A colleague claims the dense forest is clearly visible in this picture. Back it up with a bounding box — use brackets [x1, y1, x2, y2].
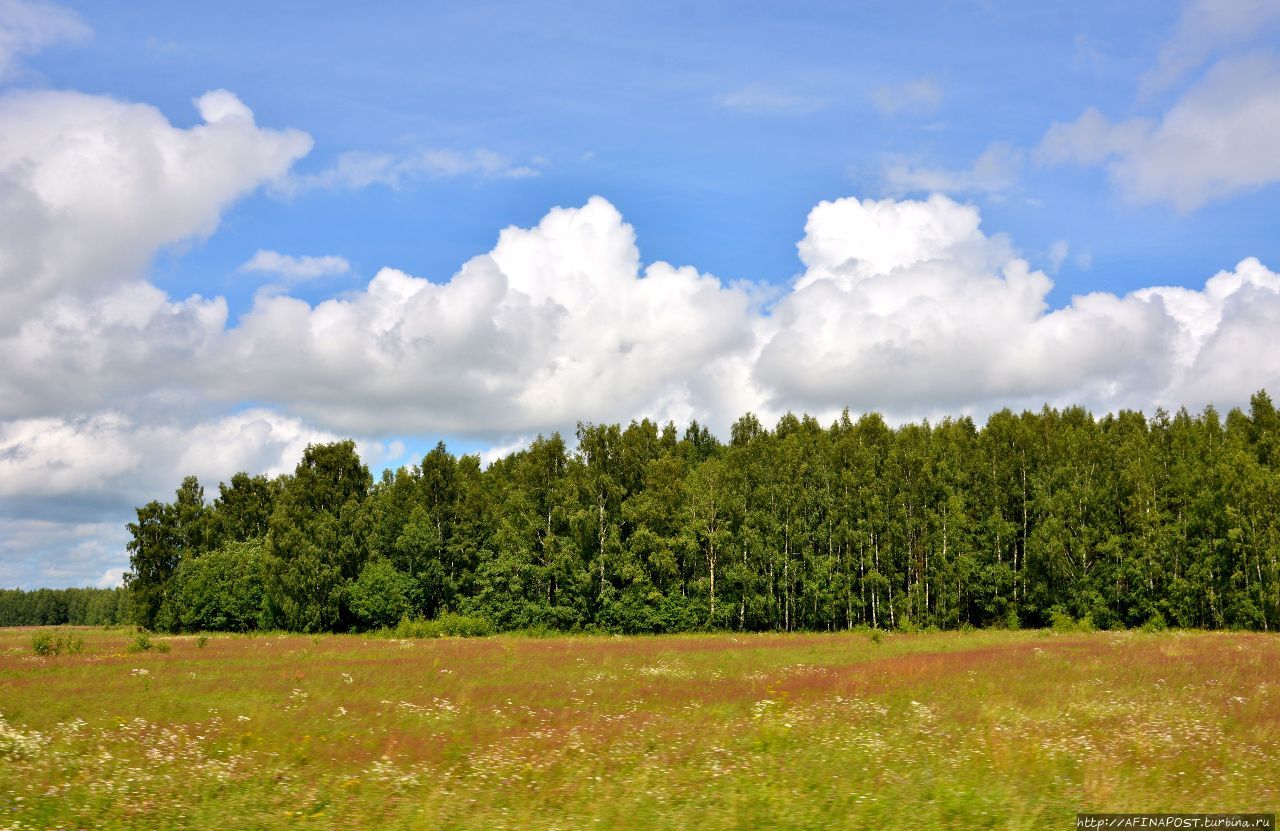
[0, 587, 130, 627]
[115, 393, 1280, 634]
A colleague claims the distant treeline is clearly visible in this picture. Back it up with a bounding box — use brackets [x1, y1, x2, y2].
[0, 587, 130, 627]
[119, 392, 1280, 634]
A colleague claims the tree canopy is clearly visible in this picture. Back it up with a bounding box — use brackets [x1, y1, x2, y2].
[119, 393, 1280, 634]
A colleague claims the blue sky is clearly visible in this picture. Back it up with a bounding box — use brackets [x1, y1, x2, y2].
[3, 0, 1280, 587]
[44, 2, 1279, 304]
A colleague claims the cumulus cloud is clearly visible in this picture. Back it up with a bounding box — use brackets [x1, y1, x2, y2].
[0, 409, 405, 588]
[0, 88, 311, 330]
[769, 196, 1280, 418]
[283, 147, 542, 195]
[0, 409, 404, 521]
[883, 142, 1023, 197]
[239, 250, 351, 282]
[718, 85, 827, 116]
[1040, 53, 1280, 211]
[0, 519, 127, 588]
[4, 78, 1280, 587]
[870, 77, 942, 116]
[217, 197, 762, 435]
[0, 0, 88, 79]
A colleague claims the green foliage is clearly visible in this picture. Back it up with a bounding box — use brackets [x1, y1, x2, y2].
[114, 392, 1280, 635]
[348, 558, 414, 629]
[262, 441, 372, 632]
[195, 635, 209, 648]
[1141, 611, 1168, 632]
[0, 587, 128, 627]
[126, 630, 170, 654]
[1048, 606, 1079, 632]
[162, 540, 268, 632]
[386, 613, 495, 638]
[31, 630, 84, 656]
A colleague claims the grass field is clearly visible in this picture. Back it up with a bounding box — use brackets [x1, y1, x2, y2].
[0, 627, 1276, 830]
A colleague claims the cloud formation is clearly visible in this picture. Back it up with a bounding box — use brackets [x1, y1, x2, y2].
[1141, 0, 1280, 96]
[883, 142, 1023, 197]
[239, 250, 351, 282]
[718, 85, 827, 115]
[0, 0, 88, 79]
[5, 84, 1280, 587]
[1041, 53, 1280, 211]
[0, 88, 311, 331]
[870, 77, 942, 116]
[283, 147, 542, 195]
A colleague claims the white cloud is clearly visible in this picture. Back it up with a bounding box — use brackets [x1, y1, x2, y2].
[759, 194, 1280, 417]
[0, 410, 404, 588]
[1048, 240, 1070, 273]
[719, 85, 827, 116]
[0, 519, 127, 589]
[283, 147, 542, 195]
[883, 142, 1023, 196]
[0, 281, 227, 420]
[870, 77, 942, 116]
[1141, 0, 1280, 97]
[3, 76, 1280, 588]
[216, 197, 761, 435]
[1040, 53, 1280, 211]
[239, 249, 351, 282]
[0, 0, 88, 79]
[0, 87, 311, 331]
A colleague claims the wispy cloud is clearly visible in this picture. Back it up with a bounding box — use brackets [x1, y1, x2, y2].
[1040, 53, 1280, 212]
[1141, 0, 1280, 98]
[281, 148, 544, 196]
[883, 142, 1023, 196]
[718, 85, 827, 116]
[238, 250, 351, 282]
[870, 77, 942, 116]
[0, 0, 90, 79]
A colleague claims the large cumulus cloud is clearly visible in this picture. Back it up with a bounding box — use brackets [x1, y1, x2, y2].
[0, 88, 310, 330]
[5, 87, 1280, 587]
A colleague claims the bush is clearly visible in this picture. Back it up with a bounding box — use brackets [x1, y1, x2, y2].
[1003, 607, 1021, 630]
[388, 613, 495, 639]
[127, 630, 171, 654]
[347, 559, 413, 629]
[163, 540, 267, 633]
[31, 630, 84, 656]
[195, 635, 209, 649]
[1048, 606, 1078, 632]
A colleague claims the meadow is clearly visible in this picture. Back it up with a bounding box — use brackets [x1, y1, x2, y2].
[0, 627, 1276, 830]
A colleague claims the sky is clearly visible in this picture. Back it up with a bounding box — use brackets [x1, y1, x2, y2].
[3, 0, 1280, 589]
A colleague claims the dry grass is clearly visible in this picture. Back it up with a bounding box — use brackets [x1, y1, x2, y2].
[0, 627, 1276, 829]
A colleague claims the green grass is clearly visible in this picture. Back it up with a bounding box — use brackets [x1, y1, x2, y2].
[0, 627, 1276, 829]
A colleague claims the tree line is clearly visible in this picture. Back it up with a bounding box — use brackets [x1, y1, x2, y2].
[0, 587, 130, 627]
[120, 392, 1280, 634]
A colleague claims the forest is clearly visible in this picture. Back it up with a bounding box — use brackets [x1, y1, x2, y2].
[107, 392, 1280, 634]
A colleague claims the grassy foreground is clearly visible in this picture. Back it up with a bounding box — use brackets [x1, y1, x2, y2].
[0, 628, 1276, 829]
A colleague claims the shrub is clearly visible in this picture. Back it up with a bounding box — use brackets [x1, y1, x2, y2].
[30, 630, 84, 656]
[388, 613, 495, 639]
[195, 635, 209, 649]
[1048, 606, 1078, 632]
[127, 630, 171, 654]
[1003, 608, 1021, 630]
[347, 558, 413, 629]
